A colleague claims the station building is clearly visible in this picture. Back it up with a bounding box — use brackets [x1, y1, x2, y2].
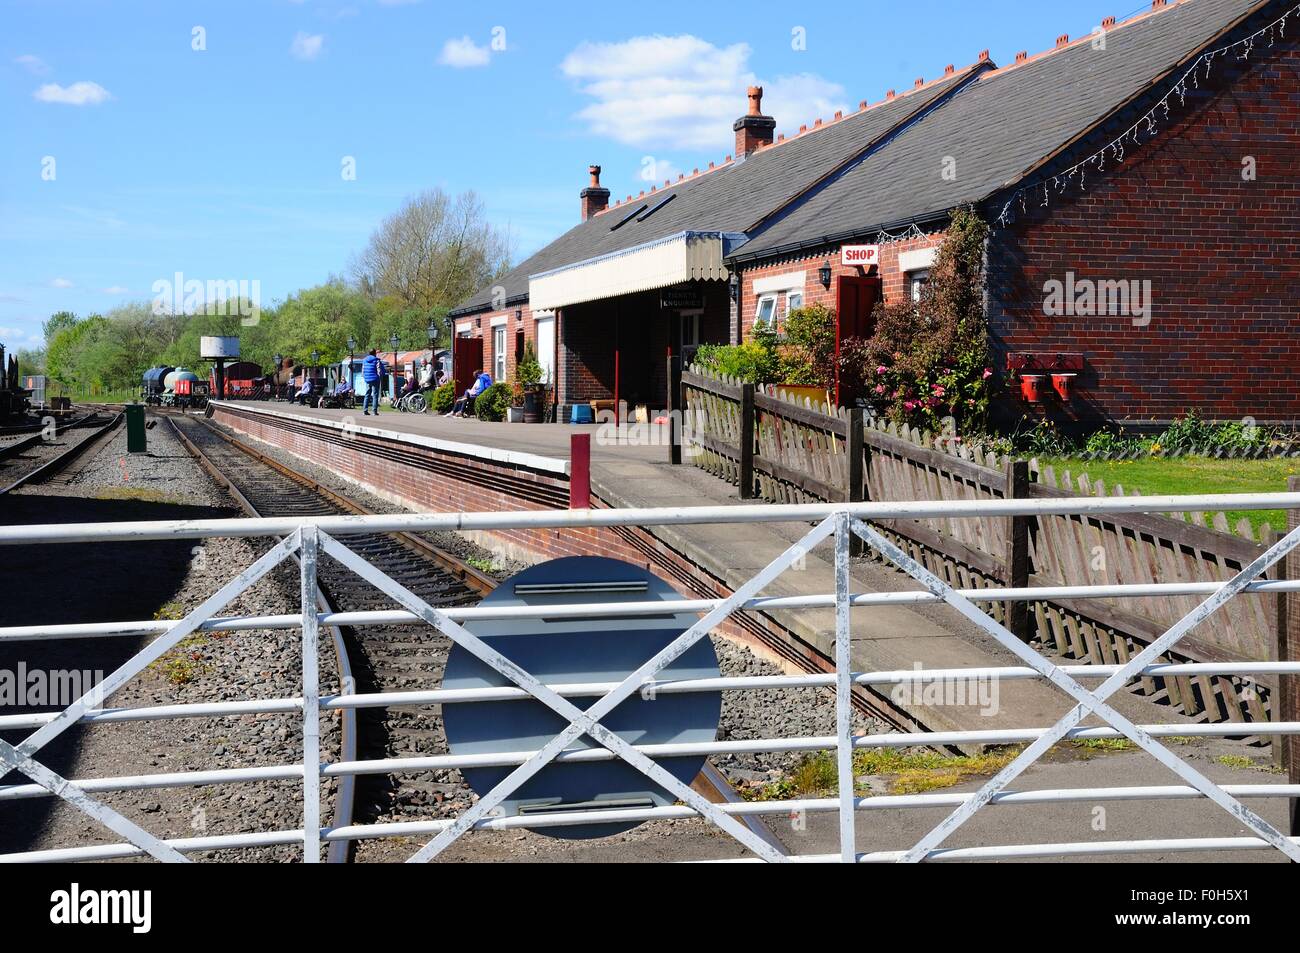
[451, 0, 1300, 428]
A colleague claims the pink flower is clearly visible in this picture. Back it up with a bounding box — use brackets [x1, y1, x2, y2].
[982, 367, 993, 380]
[874, 384, 885, 394]
[932, 385, 946, 398]
[876, 365, 887, 375]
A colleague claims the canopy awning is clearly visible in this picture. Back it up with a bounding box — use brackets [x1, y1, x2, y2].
[527, 231, 744, 311]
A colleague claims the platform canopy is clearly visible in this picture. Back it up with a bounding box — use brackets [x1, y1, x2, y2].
[527, 230, 744, 312]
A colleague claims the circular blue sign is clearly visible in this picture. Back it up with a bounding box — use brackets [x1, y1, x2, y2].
[441, 556, 722, 839]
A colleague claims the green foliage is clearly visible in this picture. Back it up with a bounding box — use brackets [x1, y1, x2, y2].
[474, 381, 512, 421]
[515, 340, 543, 387]
[776, 303, 836, 388]
[430, 380, 456, 414]
[693, 340, 777, 383]
[854, 206, 992, 431]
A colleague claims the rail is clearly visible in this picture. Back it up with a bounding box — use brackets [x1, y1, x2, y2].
[1, 493, 1299, 862]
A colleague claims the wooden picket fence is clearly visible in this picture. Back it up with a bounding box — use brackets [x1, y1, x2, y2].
[680, 364, 1283, 728]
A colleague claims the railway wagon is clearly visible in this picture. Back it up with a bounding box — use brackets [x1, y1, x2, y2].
[162, 368, 210, 409]
[210, 361, 263, 399]
[142, 366, 175, 406]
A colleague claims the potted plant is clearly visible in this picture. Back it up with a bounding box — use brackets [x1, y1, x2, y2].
[506, 380, 526, 422]
[516, 342, 545, 423]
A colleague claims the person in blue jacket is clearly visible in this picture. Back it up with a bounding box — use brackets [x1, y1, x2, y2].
[447, 370, 492, 417]
[361, 348, 386, 416]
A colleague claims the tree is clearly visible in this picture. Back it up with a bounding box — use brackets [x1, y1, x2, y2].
[351, 188, 513, 312]
[42, 311, 79, 345]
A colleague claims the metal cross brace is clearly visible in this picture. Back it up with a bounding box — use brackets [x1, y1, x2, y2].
[0, 532, 302, 863]
[849, 516, 1300, 863]
[320, 520, 838, 863]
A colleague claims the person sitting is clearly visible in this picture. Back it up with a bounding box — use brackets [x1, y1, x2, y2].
[447, 371, 491, 417]
[293, 377, 314, 405]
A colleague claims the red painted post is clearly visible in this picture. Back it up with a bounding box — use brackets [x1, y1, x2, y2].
[570, 432, 591, 509]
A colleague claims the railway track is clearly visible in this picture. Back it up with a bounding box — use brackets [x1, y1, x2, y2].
[0, 410, 124, 496]
[166, 412, 493, 861]
[166, 411, 787, 859]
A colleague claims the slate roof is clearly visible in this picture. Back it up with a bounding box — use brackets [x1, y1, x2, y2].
[731, 0, 1274, 259]
[453, 0, 1276, 313]
[451, 66, 980, 314]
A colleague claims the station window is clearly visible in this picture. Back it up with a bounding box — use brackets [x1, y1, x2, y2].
[755, 294, 778, 328]
[908, 269, 931, 303]
[786, 290, 803, 313]
[493, 326, 507, 382]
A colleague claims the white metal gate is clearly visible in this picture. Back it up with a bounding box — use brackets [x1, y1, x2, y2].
[1, 493, 1298, 862]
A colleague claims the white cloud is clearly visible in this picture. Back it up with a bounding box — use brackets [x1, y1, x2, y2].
[560, 34, 848, 151]
[0, 325, 46, 346]
[102, 286, 130, 295]
[438, 36, 490, 68]
[33, 81, 111, 106]
[14, 54, 49, 75]
[49, 278, 74, 289]
[290, 32, 325, 61]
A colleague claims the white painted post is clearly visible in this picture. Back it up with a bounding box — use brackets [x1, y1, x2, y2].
[300, 526, 321, 863]
[835, 511, 856, 862]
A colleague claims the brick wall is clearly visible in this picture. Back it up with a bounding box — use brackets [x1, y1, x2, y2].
[987, 38, 1300, 426]
[735, 233, 947, 340]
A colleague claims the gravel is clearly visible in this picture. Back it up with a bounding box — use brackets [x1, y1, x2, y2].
[6, 411, 884, 863]
[7, 416, 341, 861]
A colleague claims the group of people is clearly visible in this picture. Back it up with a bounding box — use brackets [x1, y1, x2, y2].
[359, 348, 447, 416]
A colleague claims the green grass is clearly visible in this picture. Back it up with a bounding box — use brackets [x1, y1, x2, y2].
[1035, 455, 1300, 534]
[741, 746, 1022, 800]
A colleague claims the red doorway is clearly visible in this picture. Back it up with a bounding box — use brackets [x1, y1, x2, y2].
[834, 274, 880, 406]
[452, 336, 483, 395]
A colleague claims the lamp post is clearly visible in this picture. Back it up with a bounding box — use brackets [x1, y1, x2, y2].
[389, 332, 400, 399]
[273, 354, 283, 401]
[346, 336, 356, 393]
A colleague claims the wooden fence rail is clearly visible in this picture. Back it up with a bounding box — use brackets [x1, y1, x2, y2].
[680, 363, 1282, 728]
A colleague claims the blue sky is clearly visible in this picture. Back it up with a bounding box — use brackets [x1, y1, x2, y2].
[1, 0, 1135, 348]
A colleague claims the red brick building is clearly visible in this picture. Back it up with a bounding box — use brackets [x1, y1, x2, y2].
[452, 0, 1298, 429]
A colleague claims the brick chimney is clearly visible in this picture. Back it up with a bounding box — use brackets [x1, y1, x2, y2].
[733, 86, 776, 158]
[580, 164, 610, 221]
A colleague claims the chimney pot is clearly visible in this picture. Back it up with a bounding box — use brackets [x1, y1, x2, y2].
[833, 110, 842, 120]
[579, 163, 610, 221]
[1102, 15, 1116, 27]
[859, 100, 868, 110]
[945, 64, 955, 75]
[1016, 50, 1028, 62]
[1056, 34, 1070, 47]
[914, 77, 923, 88]
[734, 85, 776, 156]
[886, 90, 895, 100]
[978, 49, 990, 61]
[1152, 0, 1167, 8]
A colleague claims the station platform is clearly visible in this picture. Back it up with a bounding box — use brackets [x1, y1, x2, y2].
[208, 400, 1183, 741]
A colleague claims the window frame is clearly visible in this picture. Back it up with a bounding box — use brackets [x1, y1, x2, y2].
[754, 293, 778, 328]
[493, 325, 507, 383]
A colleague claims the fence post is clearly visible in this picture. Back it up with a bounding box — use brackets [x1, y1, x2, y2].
[739, 383, 755, 499]
[570, 432, 590, 509]
[667, 355, 683, 465]
[846, 408, 864, 556]
[1004, 459, 1031, 641]
[1285, 477, 1299, 835]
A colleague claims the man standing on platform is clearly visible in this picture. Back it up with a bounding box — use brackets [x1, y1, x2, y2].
[362, 348, 385, 416]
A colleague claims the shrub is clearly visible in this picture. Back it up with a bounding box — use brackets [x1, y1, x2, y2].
[853, 206, 992, 431]
[430, 380, 455, 414]
[777, 303, 836, 388]
[474, 381, 513, 421]
[694, 340, 777, 383]
[516, 341, 543, 387]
